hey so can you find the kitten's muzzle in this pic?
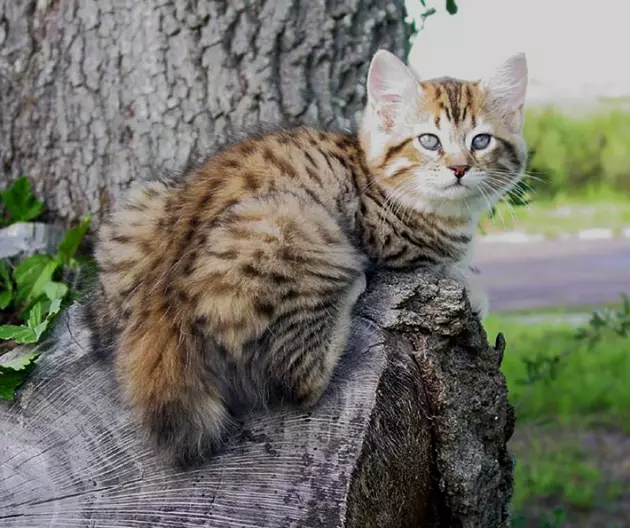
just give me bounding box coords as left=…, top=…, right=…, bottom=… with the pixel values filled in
left=448, top=165, right=470, bottom=180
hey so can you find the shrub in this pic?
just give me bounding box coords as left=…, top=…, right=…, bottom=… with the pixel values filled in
left=524, top=107, right=630, bottom=198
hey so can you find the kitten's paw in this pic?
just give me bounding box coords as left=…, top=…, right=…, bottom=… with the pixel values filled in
left=444, top=265, right=489, bottom=319
left=467, top=284, right=489, bottom=320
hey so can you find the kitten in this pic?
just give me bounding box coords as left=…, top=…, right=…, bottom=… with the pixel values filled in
left=87, top=50, right=528, bottom=466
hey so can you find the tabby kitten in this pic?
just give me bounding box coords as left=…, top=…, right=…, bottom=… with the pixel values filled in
left=88, top=50, right=528, bottom=466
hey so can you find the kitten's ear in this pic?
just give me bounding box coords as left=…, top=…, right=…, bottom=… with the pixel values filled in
left=482, top=53, right=528, bottom=132
left=366, top=50, right=419, bottom=131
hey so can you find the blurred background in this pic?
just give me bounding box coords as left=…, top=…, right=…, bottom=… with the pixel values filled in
left=406, top=0, right=630, bottom=525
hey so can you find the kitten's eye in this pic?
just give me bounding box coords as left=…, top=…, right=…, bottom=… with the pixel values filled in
left=471, top=134, right=492, bottom=150
left=418, top=134, right=441, bottom=151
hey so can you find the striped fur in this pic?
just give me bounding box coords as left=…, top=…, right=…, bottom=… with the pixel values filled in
left=86, top=50, right=528, bottom=466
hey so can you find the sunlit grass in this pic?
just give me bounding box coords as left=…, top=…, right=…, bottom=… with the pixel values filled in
left=479, top=190, right=630, bottom=237
left=485, top=312, right=630, bottom=429
left=485, top=308, right=630, bottom=523
left=511, top=435, right=622, bottom=511
left=478, top=106, right=630, bottom=238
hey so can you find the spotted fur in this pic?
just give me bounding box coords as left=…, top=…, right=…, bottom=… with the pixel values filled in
left=86, top=50, right=528, bottom=466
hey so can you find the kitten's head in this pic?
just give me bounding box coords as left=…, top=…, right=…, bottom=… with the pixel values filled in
left=359, top=49, right=528, bottom=220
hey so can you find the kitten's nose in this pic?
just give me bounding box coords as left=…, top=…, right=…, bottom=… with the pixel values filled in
left=449, top=165, right=470, bottom=179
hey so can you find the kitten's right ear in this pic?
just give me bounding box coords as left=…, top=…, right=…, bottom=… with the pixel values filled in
left=367, top=50, right=419, bottom=131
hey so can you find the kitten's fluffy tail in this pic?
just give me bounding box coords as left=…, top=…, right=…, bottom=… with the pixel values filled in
left=117, top=309, right=230, bottom=467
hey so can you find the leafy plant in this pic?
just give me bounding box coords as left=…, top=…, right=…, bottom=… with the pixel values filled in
left=575, top=294, right=630, bottom=348
left=525, top=108, right=630, bottom=198
left=0, top=261, right=12, bottom=310
left=0, top=177, right=91, bottom=400
left=511, top=294, right=630, bottom=395
left=0, top=177, right=45, bottom=224
left=409, top=0, right=459, bottom=35
left=57, top=216, right=91, bottom=267
left=445, top=0, right=458, bottom=15
left=0, top=352, right=40, bottom=400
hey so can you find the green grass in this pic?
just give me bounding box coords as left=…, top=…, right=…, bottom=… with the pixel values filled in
left=485, top=310, right=630, bottom=522
left=478, top=106, right=630, bottom=237
left=497, top=302, right=622, bottom=317
left=511, top=436, right=621, bottom=511
left=479, top=189, right=630, bottom=237
left=485, top=313, right=630, bottom=429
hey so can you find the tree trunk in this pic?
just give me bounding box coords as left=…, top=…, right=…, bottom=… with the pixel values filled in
left=0, top=0, right=409, bottom=226
left=0, top=268, right=515, bottom=527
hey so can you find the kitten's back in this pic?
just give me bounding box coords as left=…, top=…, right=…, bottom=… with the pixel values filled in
left=89, top=127, right=368, bottom=465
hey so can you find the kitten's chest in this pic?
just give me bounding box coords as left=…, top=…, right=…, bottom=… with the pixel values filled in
left=358, top=204, right=472, bottom=270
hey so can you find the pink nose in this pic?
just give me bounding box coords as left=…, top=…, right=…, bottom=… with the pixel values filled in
left=449, top=165, right=470, bottom=179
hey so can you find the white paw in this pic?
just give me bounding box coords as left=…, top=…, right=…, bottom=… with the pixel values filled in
left=445, top=265, right=489, bottom=319
left=466, top=283, right=489, bottom=319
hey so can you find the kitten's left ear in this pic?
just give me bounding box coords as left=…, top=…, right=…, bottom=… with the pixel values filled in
left=482, top=53, right=528, bottom=132
left=366, top=50, right=420, bottom=131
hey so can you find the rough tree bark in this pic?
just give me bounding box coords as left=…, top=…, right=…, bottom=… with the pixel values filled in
left=0, top=268, right=515, bottom=527
left=0, top=0, right=409, bottom=225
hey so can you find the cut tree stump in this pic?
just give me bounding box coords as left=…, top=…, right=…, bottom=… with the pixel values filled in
left=0, top=268, right=514, bottom=528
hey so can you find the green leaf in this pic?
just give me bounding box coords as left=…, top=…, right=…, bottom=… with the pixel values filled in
left=56, top=215, right=91, bottom=267
left=44, top=281, right=68, bottom=301
left=0, top=177, right=45, bottom=223
left=0, top=352, right=39, bottom=371
left=32, top=321, right=49, bottom=341
left=13, top=254, right=59, bottom=307
left=0, top=260, right=12, bottom=288
left=0, top=352, right=40, bottom=400
left=31, top=298, right=61, bottom=340
left=14, top=254, right=52, bottom=291
left=0, top=297, right=62, bottom=345
left=27, top=302, right=43, bottom=328
left=0, top=324, right=38, bottom=343
left=0, top=260, right=13, bottom=309
left=446, top=0, right=458, bottom=15
left=0, top=291, right=11, bottom=310
left=28, top=260, right=59, bottom=302
left=589, top=311, right=607, bottom=329
left=421, top=7, right=437, bottom=19
left=47, top=297, right=62, bottom=317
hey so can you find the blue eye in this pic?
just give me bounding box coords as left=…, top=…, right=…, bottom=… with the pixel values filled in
left=418, top=134, right=441, bottom=151
left=471, top=134, right=492, bottom=150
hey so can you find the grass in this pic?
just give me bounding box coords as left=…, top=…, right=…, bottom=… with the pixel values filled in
left=497, top=302, right=622, bottom=317
left=485, top=314, right=630, bottom=429
left=479, top=190, right=630, bottom=237
left=509, top=428, right=626, bottom=515
left=485, top=309, right=630, bottom=524
left=477, top=106, right=630, bottom=238
left=512, top=436, right=620, bottom=510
